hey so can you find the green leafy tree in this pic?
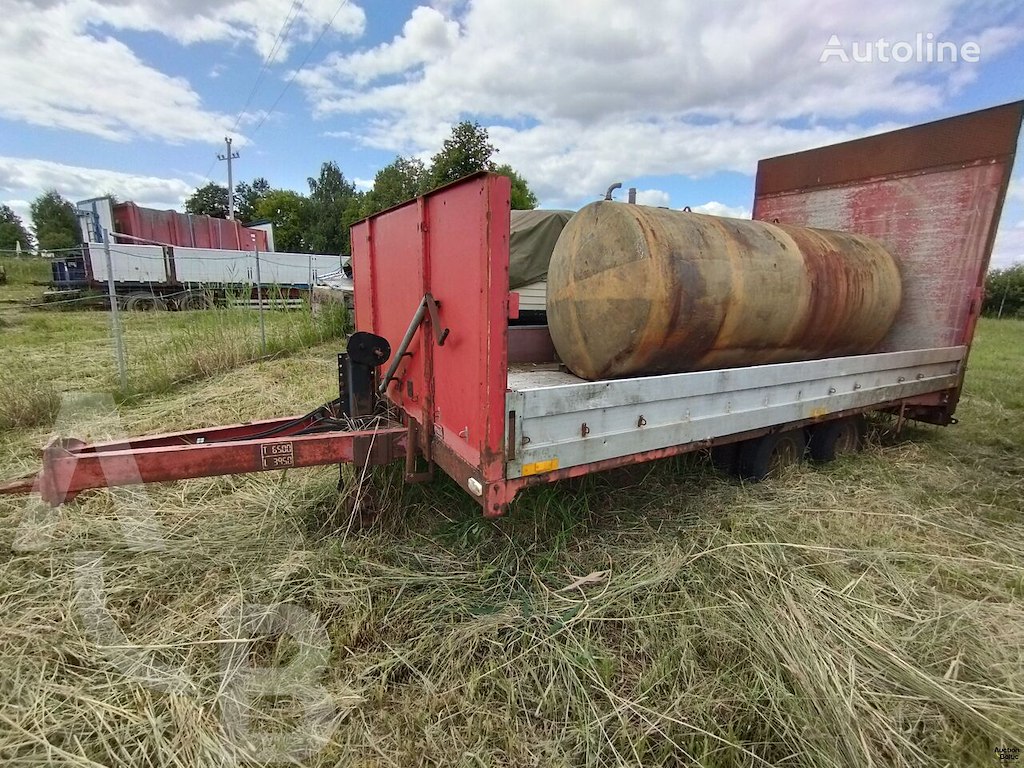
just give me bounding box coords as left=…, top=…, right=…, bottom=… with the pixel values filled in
left=429, top=121, right=497, bottom=187
left=30, top=190, right=80, bottom=251
left=342, top=196, right=365, bottom=247
left=361, top=156, right=428, bottom=217
left=235, top=177, right=272, bottom=222
left=422, top=122, right=538, bottom=208
left=185, top=182, right=229, bottom=219
left=253, top=190, right=310, bottom=253
left=306, top=161, right=358, bottom=254
left=984, top=264, right=1024, bottom=318
left=0, top=205, right=32, bottom=251
left=494, top=163, right=538, bottom=210
left=359, top=123, right=539, bottom=222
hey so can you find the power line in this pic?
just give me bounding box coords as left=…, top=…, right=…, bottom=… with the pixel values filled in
left=198, top=0, right=308, bottom=185
left=199, top=155, right=220, bottom=185
left=231, top=0, right=305, bottom=134
left=197, top=0, right=345, bottom=185
left=252, top=0, right=351, bottom=135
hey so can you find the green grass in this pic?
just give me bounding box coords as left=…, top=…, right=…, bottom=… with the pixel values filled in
left=0, top=254, right=51, bottom=284
left=0, top=318, right=1021, bottom=766
left=0, top=255, right=52, bottom=303
left=0, top=273, right=349, bottom=430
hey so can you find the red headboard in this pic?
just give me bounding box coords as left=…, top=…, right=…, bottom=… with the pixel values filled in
left=351, top=173, right=513, bottom=507
left=753, top=101, right=1022, bottom=355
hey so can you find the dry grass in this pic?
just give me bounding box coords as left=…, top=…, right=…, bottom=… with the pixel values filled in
left=0, top=317, right=1022, bottom=766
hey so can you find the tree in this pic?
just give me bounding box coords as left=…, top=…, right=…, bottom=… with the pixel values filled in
left=361, top=156, right=428, bottom=217
left=235, top=177, right=272, bottom=222
left=429, top=121, right=497, bottom=187
left=185, top=182, right=229, bottom=219
left=0, top=205, right=32, bottom=252
left=984, top=264, right=1024, bottom=318
left=494, top=163, right=538, bottom=210
left=30, top=190, right=79, bottom=251
left=253, top=190, right=310, bottom=253
left=306, top=161, right=358, bottom=254
left=358, top=123, right=539, bottom=224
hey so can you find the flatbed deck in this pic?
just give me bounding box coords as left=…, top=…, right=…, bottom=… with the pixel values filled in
left=505, top=347, right=965, bottom=478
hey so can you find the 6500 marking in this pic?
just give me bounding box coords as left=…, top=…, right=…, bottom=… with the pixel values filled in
left=260, top=442, right=295, bottom=469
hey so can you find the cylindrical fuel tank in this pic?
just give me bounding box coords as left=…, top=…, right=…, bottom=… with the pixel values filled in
left=546, top=202, right=902, bottom=380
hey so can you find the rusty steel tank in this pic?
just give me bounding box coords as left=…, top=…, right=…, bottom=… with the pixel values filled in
left=546, top=201, right=902, bottom=380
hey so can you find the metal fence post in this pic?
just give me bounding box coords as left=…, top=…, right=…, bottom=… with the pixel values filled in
left=103, top=229, right=128, bottom=391
left=253, top=241, right=267, bottom=355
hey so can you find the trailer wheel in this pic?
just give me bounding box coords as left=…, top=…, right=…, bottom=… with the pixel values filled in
left=710, top=442, right=740, bottom=474
left=808, top=416, right=865, bottom=463
left=124, top=293, right=167, bottom=311
left=737, top=429, right=806, bottom=481
left=177, top=292, right=211, bottom=311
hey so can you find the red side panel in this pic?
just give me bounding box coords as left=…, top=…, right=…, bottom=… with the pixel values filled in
left=352, top=174, right=512, bottom=511
left=112, top=203, right=268, bottom=251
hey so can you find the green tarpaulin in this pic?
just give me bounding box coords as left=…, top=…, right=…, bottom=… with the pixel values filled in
left=509, top=209, right=574, bottom=289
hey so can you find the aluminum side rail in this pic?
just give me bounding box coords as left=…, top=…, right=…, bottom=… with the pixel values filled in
left=506, top=347, right=964, bottom=478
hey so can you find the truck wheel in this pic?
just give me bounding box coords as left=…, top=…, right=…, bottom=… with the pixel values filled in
left=177, top=292, right=211, bottom=311
left=124, top=293, right=166, bottom=311
left=808, top=416, right=865, bottom=463
left=737, top=429, right=806, bottom=481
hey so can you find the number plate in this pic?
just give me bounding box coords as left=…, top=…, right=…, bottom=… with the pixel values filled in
left=260, top=442, right=295, bottom=469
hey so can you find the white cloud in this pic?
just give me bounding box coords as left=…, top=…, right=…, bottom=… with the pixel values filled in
left=0, top=3, right=229, bottom=143
left=991, top=217, right=1024, bottom=270
left=0, top=157, right=195, bottom=213
left=309, top=6, right=457, bottom=86
left=632, top=189, right=671, bottom=207
left=483, top=118, right=889, bottom=206
left=302, top=1, right=1021, bottom=125
left=73, top=0, right=366, bottom=62
left=297, top=0, right=1022, bottom=206
left=0, top=0, right=366, bottom=143
left=690, top=201, right=752, bottom=219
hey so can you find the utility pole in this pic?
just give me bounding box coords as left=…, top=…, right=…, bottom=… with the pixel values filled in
left=217, top=137, right=240, bottom=220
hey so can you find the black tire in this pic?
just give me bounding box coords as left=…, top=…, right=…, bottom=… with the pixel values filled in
left=737, top=430, right=806, bottom=481
left=808, top=416, right=865, bottom=463
left=710, top=443, right=740, bottom=474
left=177, top=292, right=211, bottom=311
left=124, top=292, right=166, bottom=311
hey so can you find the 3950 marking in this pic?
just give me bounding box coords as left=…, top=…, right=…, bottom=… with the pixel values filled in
left=260, top=442, right=295, bottom=469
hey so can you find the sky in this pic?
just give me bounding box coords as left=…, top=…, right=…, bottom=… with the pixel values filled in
left=0, top=0, right=1022, bottom=267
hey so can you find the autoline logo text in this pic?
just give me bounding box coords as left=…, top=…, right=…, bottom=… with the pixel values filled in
left=820, top=33, right=981, bottom=63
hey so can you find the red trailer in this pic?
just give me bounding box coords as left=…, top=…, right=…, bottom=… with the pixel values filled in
left=54, top=199, right=336, bottom=310
left=109, top=201, right=269, bottom=252
left=3, top=102, right=1021, bottom=516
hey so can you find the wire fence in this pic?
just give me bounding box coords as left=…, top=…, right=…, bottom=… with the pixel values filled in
left=0, top=245, right=352, bottom=403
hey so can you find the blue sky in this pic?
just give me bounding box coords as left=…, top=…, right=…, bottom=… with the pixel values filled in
left=1, top=0, right=1022, bottom=266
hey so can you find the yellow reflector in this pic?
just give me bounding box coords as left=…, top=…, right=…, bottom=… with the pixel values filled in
left=521, top=458, right=559, bottom=476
